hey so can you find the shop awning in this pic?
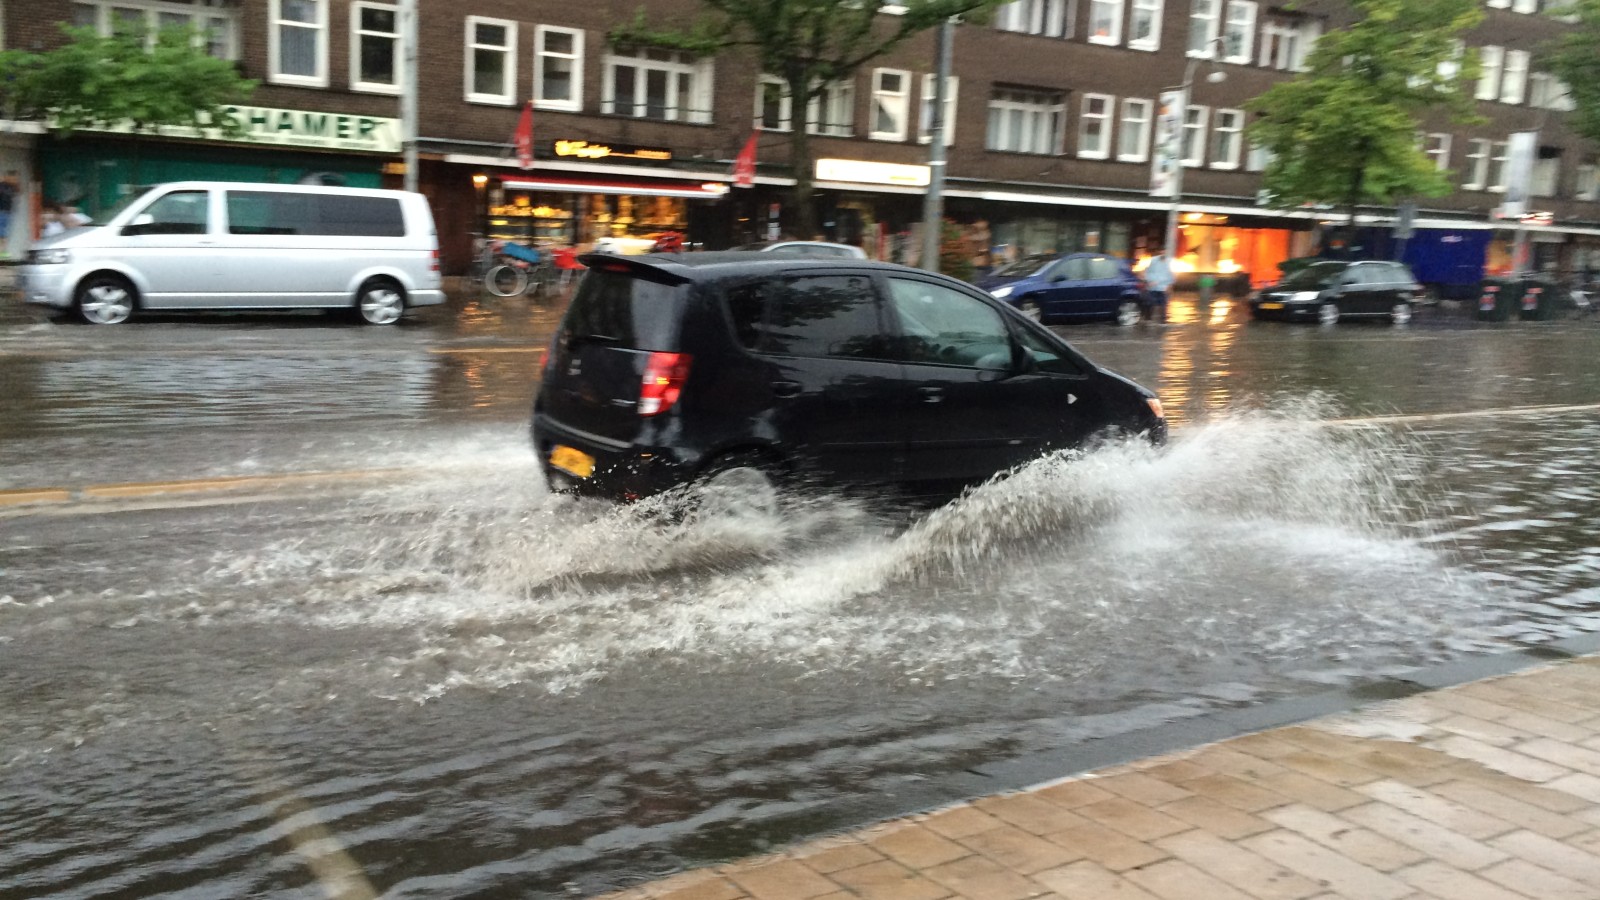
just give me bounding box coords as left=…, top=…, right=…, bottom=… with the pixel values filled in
left=499, top=177, right=729, bottom=200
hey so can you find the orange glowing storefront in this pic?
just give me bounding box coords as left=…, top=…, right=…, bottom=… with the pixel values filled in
left=1133, top=212, right=1314, bottom=293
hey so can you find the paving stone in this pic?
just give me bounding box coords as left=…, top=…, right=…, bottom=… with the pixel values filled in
left=1242, top=830, right=1413, bottom=900
left=1488, top=829, right=1600, bottom=884
left=1137, top=759, right=1215, bottom=784
left=723, top=859, right=838, bottom=900
left=923, top=853, right=1040, bottom=900
left=1034, top=779, right=1119, bottom=810
left=1153, top=828, right=1322, bottom=900
left=1391, top=861, right=1530, bottom=900
left=1030, top=860, right=1160, bottom=899
left=1342, top=801, right=1511, bottom=871
left=1158, top=795, right=1274, bottom=840
left=827, top=860, right=952, bottom=900
left=1516, top=737, right=1600, bottom=777
left=1356, top=779, right=1519, bottom=840
left=791, top=840, right=886, bottom=875
left=1544, top=772, right=1600, bottom=804
left=1044, top=822, right=1169, bottom=871
left=959, top=824, right=1081, bottom=874
left=1095, top=772, right=1195, bottom=806
left=867, top=824, right=971, bottom=870
left=1429, top=780, right=1590, bottom=840
left=656, top=874, right=749, bottom=900
left=1074, top=797, right=1191, bottom=841
left=1424, top=690, right=1522, bottom=723
left=1226, top=733, right=1307, bottom=760
left=920, top=805, right=1005, bottom=840
left=1261, top=803, right=1426, bottom=872
left=1180, top=774, right=1292, bottom=813
left=1478, top=858, right=1594, bottom=899
left=1255, top=771, right=1368, bottom=812
left=1424, top=735, right=1572, bottom=783
left=975, top=793, right=1094, bottom=836
left=1497, top=710, right=1600, bottom=744
left=1189, top=747, right=1293, bottom=782
left=1123, top=858, right=1257, bottom=900
left=1457, top=685, right=1594, bottom=724
left=1430, top=714, right=1535, bottom=748
left=1275, top=751, right=1384, bottom=788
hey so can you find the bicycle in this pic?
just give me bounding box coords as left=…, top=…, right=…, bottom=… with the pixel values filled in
left=484, top=242, right=558, bottom=298
left=463, top=235, right=495, bottom=294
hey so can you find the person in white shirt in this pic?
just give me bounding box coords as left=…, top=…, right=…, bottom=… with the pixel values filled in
left=1142, top=251, right=1175, bottom=323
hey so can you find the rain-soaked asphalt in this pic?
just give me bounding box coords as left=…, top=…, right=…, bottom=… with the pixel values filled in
left=4, top=289, right=1600, bottom=898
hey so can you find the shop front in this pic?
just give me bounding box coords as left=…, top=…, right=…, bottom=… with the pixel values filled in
left=479, top=173, right=729, bottom=254
left=811, top=158, right=931, bottom=262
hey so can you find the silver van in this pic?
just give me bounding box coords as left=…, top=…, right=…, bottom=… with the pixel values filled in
left=19, top=181, right=445, bottom=325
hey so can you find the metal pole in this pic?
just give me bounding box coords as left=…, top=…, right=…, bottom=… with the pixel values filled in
left=1162, top=58, right=1199, bottom=259
left=400, top=0, right=419, bottom=193
left=920, top=17, right=954, bottom=273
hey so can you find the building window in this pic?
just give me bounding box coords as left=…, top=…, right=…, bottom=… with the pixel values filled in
left=350, top=2, right=397, bottom=93
left=1487, top=139, right=1509, bottom=192
left=1182, top=104, right=1208, bottom=166
left=1576, top=163, right=1598, bottom=202
left=1512, top=0, right=1537, bottom=12
left=918, top=74, right=959, bottom=145
left=756, top=76, right=791, bottom=131
left=1211, top=108, right=1242, bottom=168
left=1423, top=132, right=1451, bottom=170
left=1464, top=137, right=1491, bottom=190
left=995, top=0, right=1073, bottom=37
left=1486, top=0, right=1510, bottom=8
left=1221, top=1, right=1255, bottom=63
left=1089, top=0, right=1124, bottom=44
left=1078, top=93, right=1113, bottom=159
left=870, top=68, right=910, bottom=141
left=1532, top=151, right=1559, bottom=197
left=1246, top=142, right=1272, bottom=172
left=1129, top=0, right=1163, bottom=50
left=270, top=0, right=327, bottom=85
left=465, top=16, right=515, bottom=104
left=1477, top=45, right=1503, bottom=101
left=1501, top=49, right=1528, bottom=104
left=1118, top=97, right=1152, bottom=161
left=535, top=26, right=584, bottom=112
left=808, top=81, right=854, bottom=136
left=603, top=47, right=712, bottom=123
left=1188, top=0, right=1220, bottom=56
left=987, top=87, right=1065, bottom=155
left=72, top=0, right=238, bottom=58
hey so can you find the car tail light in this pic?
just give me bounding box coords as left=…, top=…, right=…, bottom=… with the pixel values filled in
left=638, top=352, right=692, bottom=416
left=1480, top=284, right=1498, bottom=310
left=1523, top=286, right=1542, bottom=310
left=1146, top=396, right=1165, bottom=420
left=430, top=249, right=440, bottom=272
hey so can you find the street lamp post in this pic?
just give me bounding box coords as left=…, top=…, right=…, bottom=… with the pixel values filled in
left=1161, top=40, right=1226, bottom=258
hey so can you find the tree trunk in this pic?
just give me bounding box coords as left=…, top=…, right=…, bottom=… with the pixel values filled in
left=1343, top=139, right=1369, bottom=257
left=786, top=72, right=820, bottom=240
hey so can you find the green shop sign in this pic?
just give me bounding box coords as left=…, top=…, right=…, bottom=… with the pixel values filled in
left=78, top=105, right=401, bottom=155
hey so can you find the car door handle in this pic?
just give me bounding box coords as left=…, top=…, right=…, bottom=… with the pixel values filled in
left=919, top=386, right=944, bottom=403
left=771, top=380, right=801, bottom=398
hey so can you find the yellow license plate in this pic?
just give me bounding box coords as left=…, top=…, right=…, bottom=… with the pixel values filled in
left=549, top=445, right=595, bottom=479
left=1259, top=302, right=1284, bottom=310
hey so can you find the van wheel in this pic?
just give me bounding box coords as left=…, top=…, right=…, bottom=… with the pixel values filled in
left=1318, top=301, right=1340, bottom=326
left=1115, top=300, right=1140, bottom=326
left=692, top=452, right=783, bottom=521
left=356, top=279, right=405, bottom=325
left=1390, top=301, right=1412, bottom=325
left=76, top=274, right=137, bottom=325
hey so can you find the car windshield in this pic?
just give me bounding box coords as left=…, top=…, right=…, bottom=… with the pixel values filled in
left=1279, top=262, right=1347, bottom=290
left=991, top=254, right=1058, bottom=278
left=89, top=188, right=155, bottom=226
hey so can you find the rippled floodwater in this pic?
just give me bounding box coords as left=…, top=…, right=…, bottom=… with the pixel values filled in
left=4, top=306, right=1600, bottom=897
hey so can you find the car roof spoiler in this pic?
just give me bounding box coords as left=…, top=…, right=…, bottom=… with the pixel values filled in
left=577, top=253, right=695, bottom=287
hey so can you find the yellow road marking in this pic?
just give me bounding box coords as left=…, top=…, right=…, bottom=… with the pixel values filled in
left=426, top=346, right=546, bottom=355
left=0, top=488, right=73, bottom=507
left=80, top=468, right=420, bottom=499
left=1326, top=402, right=1600, bottom=427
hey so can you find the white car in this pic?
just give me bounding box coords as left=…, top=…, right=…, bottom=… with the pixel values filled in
left=733, top=240, right=867, bottom=259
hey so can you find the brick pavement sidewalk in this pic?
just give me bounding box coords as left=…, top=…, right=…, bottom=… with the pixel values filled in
left=604, top=655, right=1600, bottom=900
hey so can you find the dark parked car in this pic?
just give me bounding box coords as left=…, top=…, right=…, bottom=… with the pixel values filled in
left=974, top=252, right=1146, bottom=326
left=531, top=253, right=1166, bottom=504
left=1250, top=260, right=1422, bottom=325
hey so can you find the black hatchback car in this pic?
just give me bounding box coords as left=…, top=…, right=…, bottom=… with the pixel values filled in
left=1250, top=260, right=1422, bottom=325
left=531, top=253, right=1166, bottom=502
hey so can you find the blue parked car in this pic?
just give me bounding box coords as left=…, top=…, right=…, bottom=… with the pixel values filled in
left=975, top=252, right=1146, bottom=326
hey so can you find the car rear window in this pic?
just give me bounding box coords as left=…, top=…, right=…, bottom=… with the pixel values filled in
left=561, top=270, right=685, bottom=350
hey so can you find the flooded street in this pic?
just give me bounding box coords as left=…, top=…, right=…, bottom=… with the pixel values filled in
left=4, top=295, right=1600, bottom=897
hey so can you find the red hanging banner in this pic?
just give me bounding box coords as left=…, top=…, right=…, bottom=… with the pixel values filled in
left=513, top=102, right=535, bottom=170
left=732, top=131, right=758, bottom=188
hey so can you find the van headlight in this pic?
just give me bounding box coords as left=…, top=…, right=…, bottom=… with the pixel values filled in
left=30, top=248, right=70, bottom=265
left=1290, top=291, right=1320, bottom=303
left=990, top=285, right=1014, bottom=299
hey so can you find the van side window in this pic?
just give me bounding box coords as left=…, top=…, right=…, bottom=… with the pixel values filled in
left=225, top=191, right=405, bottom=237
left=729, top=275, right=887, bottom=360
left=125, top=191, right=209, bottom=236
left=319, top=196, right=406, bottom=237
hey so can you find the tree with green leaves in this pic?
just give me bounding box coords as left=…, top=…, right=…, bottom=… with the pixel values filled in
left=1245, top=0, right=1482, bottom=240
left=609, top=0, right=1002, bottom=238
left=1545, top=0, right=1600, bottom=146
left=0, top=23, right=255, bottom=177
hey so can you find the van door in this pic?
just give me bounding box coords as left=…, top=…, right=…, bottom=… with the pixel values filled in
left=117, top=188, right=218, bottom=309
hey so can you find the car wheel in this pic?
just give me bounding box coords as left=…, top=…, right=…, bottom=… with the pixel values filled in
left=1115, top=300, right=1140, bottom=327
left=75, top=274, right=136, bottom=325
left=1317, top=301, right=1340, bottom=326
left=1390, top=301, right=1412, bottom=325
left=1018, top=298, right=1044, bottom=322
left=356, top=278, right=405, bottom=326
left=692, top=452, right=782, bottom=521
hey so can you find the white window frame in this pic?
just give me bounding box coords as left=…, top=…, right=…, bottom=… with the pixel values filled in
left=1488, top=139, right=1510, bottom=193
left=1089, top=0, right=1124, bottom=45
left=1463, top=138, right=1491, bottom=190
left=1221, top=0, right=1256, bottom=64
left=534, top=25, right=584, bottom=112
left=1576, top=163, right=1599, bottom=202
left=464, top=15, right=516, bottom=105
left=1486, top=0, right=1510, bottom=8
left=1188, top=0, right=1220, bottom=57
left=756, top=75, right=792, bottom=132
left=1182, top=104, right=1208, bottom=166
left=870, top=68, right=911, bottom=141
left=1210, top=108, right=1243, bottom=169
left=807, top=80, right=854, bottom=136
left=1129, top=0, right=1163, bottom=50
left=1423, top=132, right=1451, bottom=170
left=1477, top=45, right=1503, bottom=101
left=1501, top=49, right=1528, bottom=104
left=602, top=47, right=713, bottom=123
left=269, top=0, right=328, bottom=87
left=1512, top=0, right=1537, bottom=12
left=1077, top=93, right=1114, bottom=159
left=1118, top=97, right=1152, bottom=162
left=918, top=74, right=959, bottom=146
left=74, top=0, right=240, bottom=59
left=994, top=0, right=1074, bottom=38
left=986, top=88, right=1065, bottom=155
left=349, top=1, right=398, bottom=94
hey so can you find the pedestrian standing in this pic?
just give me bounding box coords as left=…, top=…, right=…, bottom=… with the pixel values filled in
left=1142, top=250, right=1175, bottom=323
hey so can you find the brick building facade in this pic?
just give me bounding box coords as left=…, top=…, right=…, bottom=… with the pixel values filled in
left=7, top=0, right=1599, bottom=282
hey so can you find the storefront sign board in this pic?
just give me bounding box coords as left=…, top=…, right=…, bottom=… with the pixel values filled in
left=815, top=158, right=930, bottom=187
left=553, top=140, right=672, bottom=163
left=71, top=105, right=401, bottom=154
